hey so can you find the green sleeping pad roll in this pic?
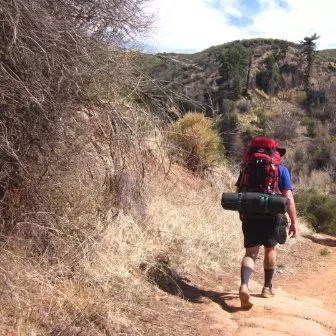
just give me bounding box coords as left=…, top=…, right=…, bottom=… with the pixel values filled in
left=221, top=192, right=288, bottom=214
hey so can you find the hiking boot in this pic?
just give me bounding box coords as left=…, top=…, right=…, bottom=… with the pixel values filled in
left=261, top=286, right=275, bottom=298
left=239, top=284, right=253, bottom=308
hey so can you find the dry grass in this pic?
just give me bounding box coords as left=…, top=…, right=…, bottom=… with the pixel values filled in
left=146, top=163, right=243, bottom=274
left=0, top=1, right=247, bottom=333
left=0, top=130, right=244, bottom=334
left=295, top=169, right=333, bottom=194
left=277, top=90, right=307, bottom=104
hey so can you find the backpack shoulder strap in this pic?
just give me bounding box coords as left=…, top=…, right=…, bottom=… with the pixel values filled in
left=235, top=164, right=247, bottom=192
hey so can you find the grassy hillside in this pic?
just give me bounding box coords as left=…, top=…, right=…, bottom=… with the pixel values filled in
left=317, top=49, right=336, bottom=62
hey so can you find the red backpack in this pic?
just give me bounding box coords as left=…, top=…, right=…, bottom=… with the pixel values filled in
left=237, top=137, right=281, bottom=194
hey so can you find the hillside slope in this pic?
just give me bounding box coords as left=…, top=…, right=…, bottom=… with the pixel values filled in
left=141, top=38, right=336, bottom=198
left=143, top=39, right=336, bottom=115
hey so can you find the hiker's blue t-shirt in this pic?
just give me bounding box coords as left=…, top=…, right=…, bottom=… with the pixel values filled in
left=279, top=164, right=292, bottom=191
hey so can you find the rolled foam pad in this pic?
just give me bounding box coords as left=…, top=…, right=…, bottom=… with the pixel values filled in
left=221, top=192, right=288, bottom=214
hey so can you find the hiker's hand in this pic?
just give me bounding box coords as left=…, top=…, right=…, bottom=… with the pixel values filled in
left=288, top=222, right=298, bottom=238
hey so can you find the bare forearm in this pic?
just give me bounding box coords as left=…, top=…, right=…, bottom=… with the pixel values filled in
left=286, top=194, right=298, bottom=225
left=281, top=189, right=298, bottom=237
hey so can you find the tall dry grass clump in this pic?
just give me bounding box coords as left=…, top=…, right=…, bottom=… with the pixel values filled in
left=0, top=1, right=245, bottom=334
left=166, top=112, right=224, bottom=174
left=0, top=0, right=163, bottom=334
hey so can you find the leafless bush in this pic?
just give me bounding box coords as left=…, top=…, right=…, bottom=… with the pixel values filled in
left=0, top=0, right=153, bottom=231
left=271, top=112, right=299, bottom=140
left=236, top=98, right=251, bottom=113
left=312, top=81, right=336, bottom=122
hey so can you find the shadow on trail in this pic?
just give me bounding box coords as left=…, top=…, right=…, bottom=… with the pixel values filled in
left=302, top=234, right=336, bottom=247
left=147, top=263, right=249, bottom=313
left=176, top=278, right=246, bottom=312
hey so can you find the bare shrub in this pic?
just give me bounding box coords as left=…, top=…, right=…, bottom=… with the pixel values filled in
left=312, top=81, right=336, bottom=122
left=236, top=98, right=251, bottom=113
left=271, top=112, right=299, bottom=140
left=0, top=0, right=159, bottom=333
left=56, top=0, right=152, bottom=43
left=295, top=169, right=333, bottom=193
left=0, top=0, right=153, bottom=230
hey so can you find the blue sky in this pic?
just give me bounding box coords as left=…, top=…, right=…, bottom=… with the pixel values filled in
left=144, top=0, right=336, bottom=53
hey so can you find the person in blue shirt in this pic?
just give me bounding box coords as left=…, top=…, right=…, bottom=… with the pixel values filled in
left=279, top=164, right=293, bottom=191
left=237, top=142, right=299, bottom=309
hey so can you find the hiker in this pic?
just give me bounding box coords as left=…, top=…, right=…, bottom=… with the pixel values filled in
left=236, top=136, right=298, bottom=308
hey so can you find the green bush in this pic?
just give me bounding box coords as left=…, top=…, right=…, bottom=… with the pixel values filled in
left=230, top=113, right=239, bottom=128
left=303, top=89, right=327, bottom=109
left=295, top=188, right=336, bottom=235
left=220, top=45, right=248, bottom=98
left=255, top=54, right=280, bottom=95
left=167, top=112, right=224, bottom=174
left=307, top=119, right=317, bottom=137
left=280, top=63, right=298, bottom=74
left=302, top=117, right=314, bottom=126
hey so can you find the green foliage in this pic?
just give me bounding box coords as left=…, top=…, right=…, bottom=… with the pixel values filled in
left=303, top=89, right=327, bottom=109
left=295, top=188, right=336, bottom=235
left=300, top=33, right=320, bottom=90
left=255, top=69, right=269, bottom=93
left=167, top=112, right=224, bottom=174
left=328, top=135, right=336, bottom=143
left=224, top=38, right=296, bottom=49
left=302, top=117, right=314, bottom=126
left=255, top=54, right=280, bottom=95
left=259, top=114, right=269, bottom=134
left=280, top=63, right=298, bottom=74
left=316, top=49, right=336, bottom=62
left=307, top=119, right=317, bottom=138
left=300, top=33, right=320, bottom=58
left=199, top=39, right=297, bottom=58
left=220, top=45, right=248, bottom=98
left=320, top=248, right=331, bottom=256
left=242, top=127, right=264, bottom=147
left=230, top=113, right=239, bottom=128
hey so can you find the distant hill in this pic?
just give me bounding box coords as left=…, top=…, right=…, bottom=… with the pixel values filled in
left=139, top=38, right=336, bottom=197
left=141, top=39, right=336, bottom=116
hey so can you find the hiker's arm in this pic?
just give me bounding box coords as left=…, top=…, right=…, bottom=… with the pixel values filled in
left=281, top=189, right=298, bottom=238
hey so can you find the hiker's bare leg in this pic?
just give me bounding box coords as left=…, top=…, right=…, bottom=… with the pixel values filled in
left=241, top=246, right=260, bottom=284
left=262, top=247, right=276, bottom=297
left=239, top=246, right=259, bottom=308
left=264, top=247, right=276, bottom=269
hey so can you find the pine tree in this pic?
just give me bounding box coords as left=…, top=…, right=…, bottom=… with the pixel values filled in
left=220, top=44, right=248, bottom=98
left=300, top=33, right=320, bottom=91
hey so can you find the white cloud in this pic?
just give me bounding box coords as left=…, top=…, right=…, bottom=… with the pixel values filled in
left=145, top=0, right=246, bottom=52
left=144, top=0, right=336, bottom=52
left=247, top=0, right=336, bottom=49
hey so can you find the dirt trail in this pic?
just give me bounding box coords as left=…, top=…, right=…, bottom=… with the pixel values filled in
left=196, top=234, right=336, bottom=336
left=162, top=233, right=336, bottom=336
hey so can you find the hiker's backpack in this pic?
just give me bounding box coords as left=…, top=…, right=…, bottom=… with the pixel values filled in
left=237, top=137, right=281, bottom=194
